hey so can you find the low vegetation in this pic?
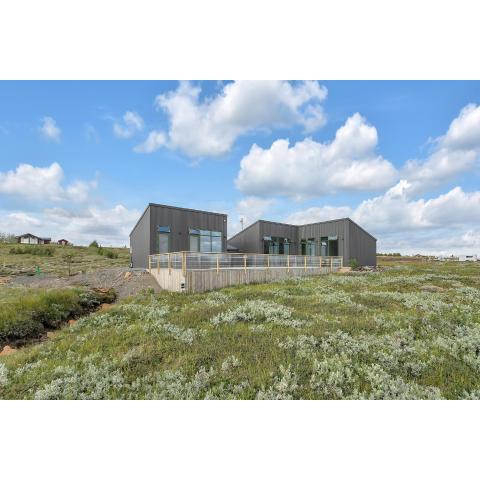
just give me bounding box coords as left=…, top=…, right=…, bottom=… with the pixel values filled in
left=9, top=245, right=55, bottom=256
left=1, top=260, right=479, bottom=399
left=0, top=243, right=129, bottom=277
left=0, top=232, right=16, bottom=244
left=0, top=287, right=116, bottom=347
left=96, top=246, right=119, bottom=259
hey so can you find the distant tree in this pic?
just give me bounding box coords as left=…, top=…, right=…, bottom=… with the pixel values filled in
left=0, top=232, right=16, bottom=244
left=89, top=240, right=99, bottom=248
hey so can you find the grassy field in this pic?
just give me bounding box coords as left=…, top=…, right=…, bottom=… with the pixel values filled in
left=0, top=287, right=116, bottom=348
left=1, top=260, right=479, bottom=399
left=0, top=243, right=130, bottom=277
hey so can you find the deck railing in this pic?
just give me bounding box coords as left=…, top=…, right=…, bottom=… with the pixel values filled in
left=148, top=251, right=343, bottom=275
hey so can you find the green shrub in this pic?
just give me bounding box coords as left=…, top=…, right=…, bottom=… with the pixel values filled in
left=349, top=258, right=359, bottom=270
left=9, top=245, right=55, bottom=256
left=96, top=246, right=119, bottom=259
left=0, top=287, right=116, bottom=346
left=89, top=240, right=99, bottom=248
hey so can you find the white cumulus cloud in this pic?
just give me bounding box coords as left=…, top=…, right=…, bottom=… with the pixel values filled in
left=352, top=181, right=480, bottom=234
left=1, top=204, right=140, bottom=246
left=39, top=116, right=61, bottom=142
left=0, top=163, right=65, bottom=201
left=0, top=162, right=96, bottom=203
left=7, top=212, right=41, bottom=227
left=134, top=130, right=167, bottom=153
left=284, top=205, right=353, bottom=225
left=235, top=113, right=398, bottom=199
left=0, top=160, right=138, bottom=245
left=235, top=196, right=275, bottom=230
left=43, top=204, right=140, bottom=244
left=150, top=80, right=328, bottom=157
left=403, top=103, right=480, bottom=193
left=113, top=111, right=144, bottom=139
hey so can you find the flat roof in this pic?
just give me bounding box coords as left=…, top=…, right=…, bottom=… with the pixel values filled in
left=228, top=217, right=376, bottom=241
left=148, top=202, right=227, bottom=217
left=130, top=203, right=228, bottom=236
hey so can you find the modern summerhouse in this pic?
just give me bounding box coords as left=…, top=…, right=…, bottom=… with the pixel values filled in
left=130, top=203, right=376, bottom=292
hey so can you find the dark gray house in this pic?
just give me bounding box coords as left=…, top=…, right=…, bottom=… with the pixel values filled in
left=130, top=203, right=228, bottom=268
left=228, top=218, right=377, bottom=266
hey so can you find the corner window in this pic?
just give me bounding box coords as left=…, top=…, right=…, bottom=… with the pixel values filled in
left=189, top=228, right=222, bottom=253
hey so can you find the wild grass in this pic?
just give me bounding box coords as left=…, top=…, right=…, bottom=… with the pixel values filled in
left=0, top=287, right=116, bottom=346
left=0, top=243, right=129, bottom=277
left=0, top=260, right=479, bottom=399
left=9, top=245, right=55, bottom=256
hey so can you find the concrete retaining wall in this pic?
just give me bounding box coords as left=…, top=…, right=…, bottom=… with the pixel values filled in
left=150, top=268, right=185, bottom=292
left=150, top=266, right=337, bottom=293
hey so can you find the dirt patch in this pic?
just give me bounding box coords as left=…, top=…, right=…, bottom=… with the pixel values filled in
left=9, top=268, right=161, bottom=300
left=98, top=303, right=113, bottom=312
left=0, top=345, right=17, bottom=356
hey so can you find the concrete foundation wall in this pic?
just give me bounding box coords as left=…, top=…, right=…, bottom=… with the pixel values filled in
left=150, top=267, right=337, bottom=293
left=150, top=268, right=186, bottom=292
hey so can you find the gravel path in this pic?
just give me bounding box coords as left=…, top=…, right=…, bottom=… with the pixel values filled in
left=8, top=268, right=161, bottom=300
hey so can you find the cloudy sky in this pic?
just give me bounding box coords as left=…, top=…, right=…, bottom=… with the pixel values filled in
left=0, top=80, right=479, bottom=254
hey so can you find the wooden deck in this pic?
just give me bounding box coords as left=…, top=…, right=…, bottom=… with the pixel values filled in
left=148, top=252, right=343, bottom=293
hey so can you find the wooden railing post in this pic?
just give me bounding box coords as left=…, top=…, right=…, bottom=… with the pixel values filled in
left=182, top=252, right=186, bottom=276
left=168, top=253, right=171, bottom=275
left=216, top=254, right=220, bottom=274
left=304, top=255, right=307, bottom=272
left=244, top=255, right=247, bottom=273
left=330, top=257, right=333, bottom=272
left=148, top=255, right=151, bottom=274
left=287, top=254, right=290, bottom=272
left=157, top=255, right=160, bottom=274
left=267, top=255, right=270, bottom=269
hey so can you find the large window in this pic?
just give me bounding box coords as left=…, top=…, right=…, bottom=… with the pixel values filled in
left=263, top=236, right=290, bottom=255
left=301, top=238, right=316, bottom=256
left=156, top=226, right=170, bottom=253
left=189, top=228, right=222, bottom=253
left=328, top=236, right=339, bottom=256
left=189, top=233, right=200, bottom=252
left=320, top=237, right=328, bottom=256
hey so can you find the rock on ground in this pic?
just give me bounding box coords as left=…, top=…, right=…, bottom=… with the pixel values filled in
left=0, top=345, right=17, bottom=356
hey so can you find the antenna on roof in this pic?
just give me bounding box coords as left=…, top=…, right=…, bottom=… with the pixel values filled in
left=240, top=217, right=244, bottom=230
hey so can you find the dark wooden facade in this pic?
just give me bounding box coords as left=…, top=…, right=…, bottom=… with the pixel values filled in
left=228, top=218, right=376, bottom=266
left=130, top=203, right=228, bottom=268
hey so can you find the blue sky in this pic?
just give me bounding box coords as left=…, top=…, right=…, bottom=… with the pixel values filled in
left=0, top=80, right=479, bottom=254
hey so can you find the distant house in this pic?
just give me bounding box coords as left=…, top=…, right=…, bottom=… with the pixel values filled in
left=57, top=239, right=70, bottom=246
left=16, top=233, right=51, bottom=245
left=459, top=254, right=478, bottom=262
